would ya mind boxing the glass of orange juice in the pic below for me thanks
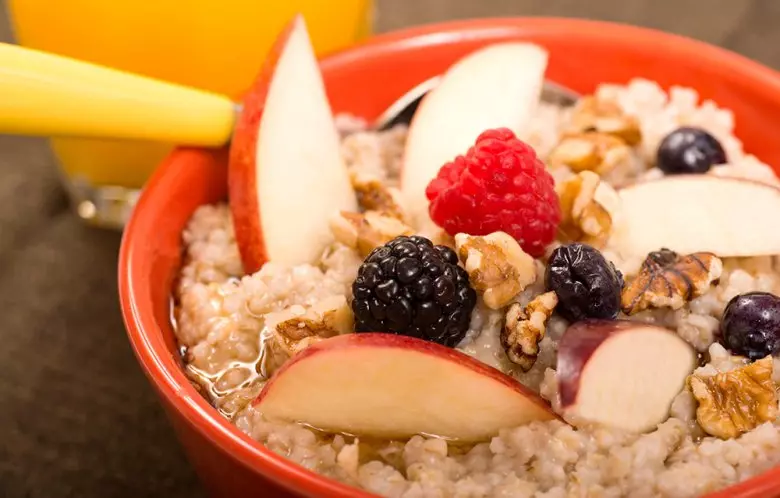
[8,0,374,228]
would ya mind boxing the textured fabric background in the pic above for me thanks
[1,1,778,497]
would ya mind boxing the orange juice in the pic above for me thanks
[8,0,373,225]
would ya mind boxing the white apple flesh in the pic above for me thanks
[229,16,357,274]
[400,43,549,231]
[615,175,780,258]
[255,333,558,441]
[557,320,697,433]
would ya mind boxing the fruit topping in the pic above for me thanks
[502,291,558,371]
[266,295,354,357]
[349,171,407,220]
[401,42,549,231]
[425,128,561,257]
[545,243,623,322]
[351,235,477,347]
[565,95,642,145]
[454,231,537,310]
[720,292,780,360]
[548,132,632,175]
[688,356,777,439]
[656,127,727,175]
[330,210,415,257]
[614,176,780,258]
[621,249,722,315]
[556,171,618,249]
[228,16,357,273]
[557,320,697,432]
[255,333,558,441]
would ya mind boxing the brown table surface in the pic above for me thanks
[1,1,779,497]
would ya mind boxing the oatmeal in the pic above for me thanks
[174,67,780,498]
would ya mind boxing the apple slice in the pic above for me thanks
[614,175,780,258]
[229,16,357,274]
[400,43,549,230]
[255,333,558,441]
[557,320,696,433]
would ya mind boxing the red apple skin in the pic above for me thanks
[557,319,648,408]
[255,332,559,420]
[228,16,300,275]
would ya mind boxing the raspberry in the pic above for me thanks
[425,128,561,257]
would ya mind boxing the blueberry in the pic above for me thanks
[545,243,624,322]
[720,292,780,360]
[656,127,727,174]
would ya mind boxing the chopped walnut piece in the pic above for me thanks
[556,171,615,248]
[350,171,406,220]
[330,210,415,257]
[688,357,778,439]
[501,291,558,371]
[566,96,642,145]
[621,249,722,315]
[455,232,537,310]
[548,132,632,175]
[266,296,354,357]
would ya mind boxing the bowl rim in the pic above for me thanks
[119,16,780,498]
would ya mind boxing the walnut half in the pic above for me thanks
[330,210,415,257]
[566,95,642,145]
[621,249,722,315]
[501,291,558,371]
[548,132,632,176]
[350,171,406,220]
[455,232,537,310]
[266,295,354,357]
[556,171,616,248]
[688,357,778,439]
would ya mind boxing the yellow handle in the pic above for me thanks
[0,43,236,146]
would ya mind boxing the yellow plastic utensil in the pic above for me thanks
[0,42,583,146]
[0,42,236,146]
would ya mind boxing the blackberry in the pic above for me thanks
[721,292,780,360]
[545,243,623,322]
[351,235,477,347]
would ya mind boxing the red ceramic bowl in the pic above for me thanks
[119,17,780,498]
